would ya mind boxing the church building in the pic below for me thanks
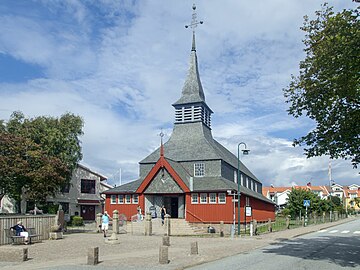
[104,6,275,224]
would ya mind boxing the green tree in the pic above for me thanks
[0,111,84,205]
[285,188,322,217]
[284,4,360,168]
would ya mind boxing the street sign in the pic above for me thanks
[303,200,310,207]
[245,206,252,217]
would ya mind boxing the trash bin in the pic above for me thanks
[207,226,216,233]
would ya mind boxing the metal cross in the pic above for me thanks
[185,4,203,33]
[159,129,164,143]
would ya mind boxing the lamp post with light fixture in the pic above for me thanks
[237,142,250,236]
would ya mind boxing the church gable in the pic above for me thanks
[145,168,183,194]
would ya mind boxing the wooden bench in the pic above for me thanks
[4,228,41,245]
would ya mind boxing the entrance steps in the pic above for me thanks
[129,218,207,236]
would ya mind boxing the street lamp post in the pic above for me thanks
[237,142,249,236]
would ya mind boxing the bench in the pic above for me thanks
[4,228,41,245]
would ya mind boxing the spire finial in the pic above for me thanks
[159,130,164,157]
[185,4,203,51]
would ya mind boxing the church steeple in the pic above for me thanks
[172,4,213,128]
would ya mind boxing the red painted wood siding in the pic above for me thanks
[105,194,145,220]
[186,193,275,223]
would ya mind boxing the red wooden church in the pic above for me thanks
[104,13,275,224]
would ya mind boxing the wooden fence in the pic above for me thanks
[0,215,56,245]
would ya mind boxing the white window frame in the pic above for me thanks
[200,193,207,204]
[132,194,139,204]
[191,193,199,204]
[209,193,216,204]
[194,163,205,177]
[118,195,124,204]
[125,194,131,204]
[218,193,226,204]
[110,195,117,204]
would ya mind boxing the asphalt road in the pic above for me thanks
[187,218,360,270]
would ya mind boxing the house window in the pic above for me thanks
[241,174,244,186]
[209,193,216,204]
[81,179,95,194]
[218,193,226,204]
[194,163,205,177]
[110,195,117,204]
[191,193,199,204]
[234,171,237,183]
[61,183,70,193]
[200,193,207,204]
[125,195,131,204]
[132,194,139,204]
[118,195,124,204]
[246,196,250,206]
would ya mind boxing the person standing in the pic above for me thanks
[160,205,167,225]
[137,205,142,221]
[11,221,29,244]
[101,211,111,237]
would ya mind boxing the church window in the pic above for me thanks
[218,193,226,204]
[132,194,139,204]
[200,193,207,204]
[110,195,117,204]
[118,195,124,204]
[209,193,216,204]
[194,163,205,177]
[191,193,198,204]
[125,194,131,204]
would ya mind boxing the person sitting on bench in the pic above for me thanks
[11,221,29,244]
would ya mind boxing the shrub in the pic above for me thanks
[71,216,84,226]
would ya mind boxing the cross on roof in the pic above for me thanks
[185,4,203,33]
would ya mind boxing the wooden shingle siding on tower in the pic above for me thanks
[103,14,275,223]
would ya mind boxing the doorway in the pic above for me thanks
[80,205,95,220]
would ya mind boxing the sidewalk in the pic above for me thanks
[0,217,356,270]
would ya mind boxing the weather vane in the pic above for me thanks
[185,4,203,33]
[159,129,164,144]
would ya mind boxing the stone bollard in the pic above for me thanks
[145,212,152,236]
[162,235,170,246]
[164,214,171,236]
[0,247,28,262]
[334,211,339,221]
[286,216,290,229]
[159,246,169,264]
[219,221,224,237]
[301,216,305,227]
[190,241,198,255]
[253,219,257,235]
[87,247,99,265]
[322,212,325,223]
[313,213,317,224]
[96,213,102,233]
[267,218,272,232]
[113,210,119,234]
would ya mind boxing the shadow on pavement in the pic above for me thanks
[263,235,360,268]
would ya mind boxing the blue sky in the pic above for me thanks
[0,0,358,187]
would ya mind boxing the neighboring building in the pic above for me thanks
[103,30,275,224]
[48,164,111,221]
[263,183,360,212]
[0,193,16,214]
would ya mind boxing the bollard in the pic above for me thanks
[219,221,224,237]
[286,216,290,229]
[190,241,198,255]
[253,219,257,235]
[164,214,171,236]
[159,246,169,264]
[313,213,317,224]
[87,247,99,265]
[301,216,305,227]
[250,221,253,236]
[96,213,102,233]
[267,218,272,232]
[112,210,119,234]
[145,212,152,236]
[322,212,325,223]
[162,235,170,246]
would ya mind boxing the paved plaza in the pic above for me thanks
[0,218,355,270]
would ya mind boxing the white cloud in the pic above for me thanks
[0,0,358,187]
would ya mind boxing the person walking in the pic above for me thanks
[101,211,111,237]
[161,205,167,225]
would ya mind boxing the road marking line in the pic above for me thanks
[354,231,360,234]
[318,229,327,233]
[341,230,350,234]
[329,230,338,234]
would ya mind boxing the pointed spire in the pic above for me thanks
[159,130,164,157]
[192,32,196,52]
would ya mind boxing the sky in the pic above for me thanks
[0,0,358,188]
